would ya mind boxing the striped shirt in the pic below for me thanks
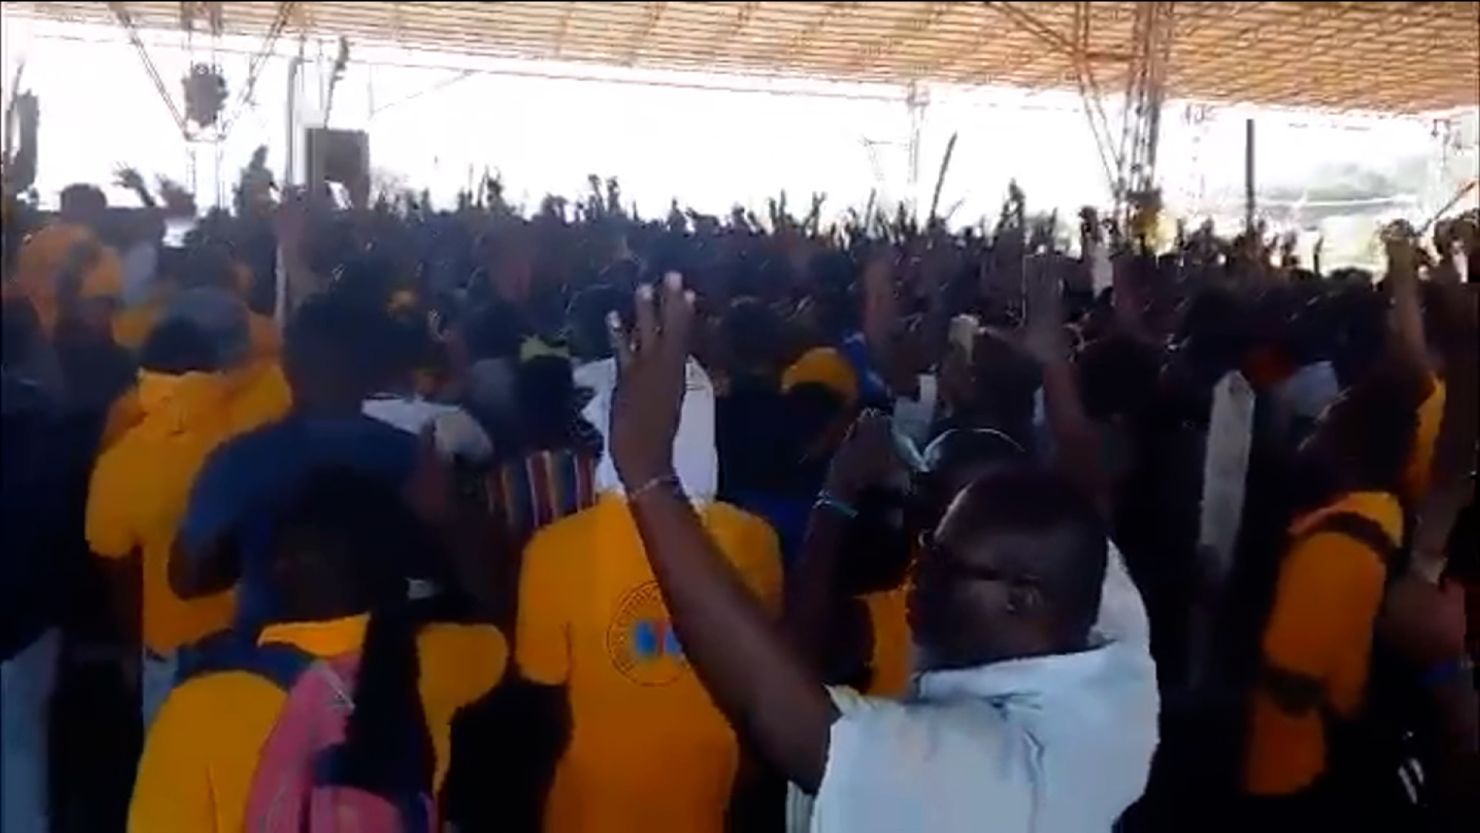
[490,449,598,546]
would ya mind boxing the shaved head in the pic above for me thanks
[910,467,1108,669]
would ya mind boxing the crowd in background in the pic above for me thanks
[1,117,1478,833]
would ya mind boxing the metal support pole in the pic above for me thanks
[905,81,928,215]
[1244,118,1256,230]
[285,47,302,186]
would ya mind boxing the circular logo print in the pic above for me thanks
[606,581,687,686]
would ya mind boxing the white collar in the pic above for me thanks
[912,642,1119,703]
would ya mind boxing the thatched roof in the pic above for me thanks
[14,2,1480,113]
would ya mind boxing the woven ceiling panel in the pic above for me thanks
[12,2,1479,112]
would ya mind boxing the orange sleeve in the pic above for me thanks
[1262,533,1386,684]
[516,531,571,685]
[717,506,784,616]
[86,446,137,559]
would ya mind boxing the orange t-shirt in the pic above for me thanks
[517,495,782,833]
[1245,491,1400,796]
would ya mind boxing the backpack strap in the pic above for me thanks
[176,630,315,691]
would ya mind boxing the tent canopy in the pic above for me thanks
[14,1,1480,112]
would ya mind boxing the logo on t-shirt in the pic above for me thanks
[607,581,687,686]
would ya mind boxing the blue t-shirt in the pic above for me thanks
[179,413,418,630]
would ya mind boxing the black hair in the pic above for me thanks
[565,285,630,362]
[283,292,395,408]
[59,183,107,215]
[959,467,1108,638]
[331,254,402,311]
[139,318,220,374]
[1324,285,1388,389]
[268,469,435,796]
[373,309,438,391]
[1175,285,1250,369]
[515,355,594,453]
[1077,335,1161,421]
[1305,369,1422,500]
[721,297,786,373]
[177,243,240,291]
[463,302,527,362]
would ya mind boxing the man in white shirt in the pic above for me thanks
[791,473,1158,833]
[601,272,1159,833]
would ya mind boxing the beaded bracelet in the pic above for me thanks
[629,472,682,503]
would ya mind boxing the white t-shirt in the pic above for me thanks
[790,549,1159,833]
[362,395,493,463]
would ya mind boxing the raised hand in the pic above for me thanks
[824,409,903,501]
[1023,254,1066,365]
[114,164,147,193]
[609,272,696,490]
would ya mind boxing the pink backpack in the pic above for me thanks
[204,643,436,833]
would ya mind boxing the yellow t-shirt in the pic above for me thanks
[98,360,290,454]
[128,615,507,833]
[87,371,240,653]
[87,365,289,652]
[1245,491,1399,796]
[517,495,783,833]
[861,586,911,698]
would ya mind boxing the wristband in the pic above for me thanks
[815,491,859,520]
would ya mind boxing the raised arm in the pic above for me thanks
[1023,256,1109,516]
[610,274,837,793]
[785,411,901,671]
[1382,226,1431,379]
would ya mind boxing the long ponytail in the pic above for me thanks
[272,469,437,796]
[338,484,436,796]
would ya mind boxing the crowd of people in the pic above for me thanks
[1,129,1477,833]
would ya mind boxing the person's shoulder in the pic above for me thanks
[417,622,509,676]
[526,499,606,557]
[825,684,1021,759]
[219,415,298,451]
[158,668,287,729]
[705,501,781,551]
[416,621,510,709]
